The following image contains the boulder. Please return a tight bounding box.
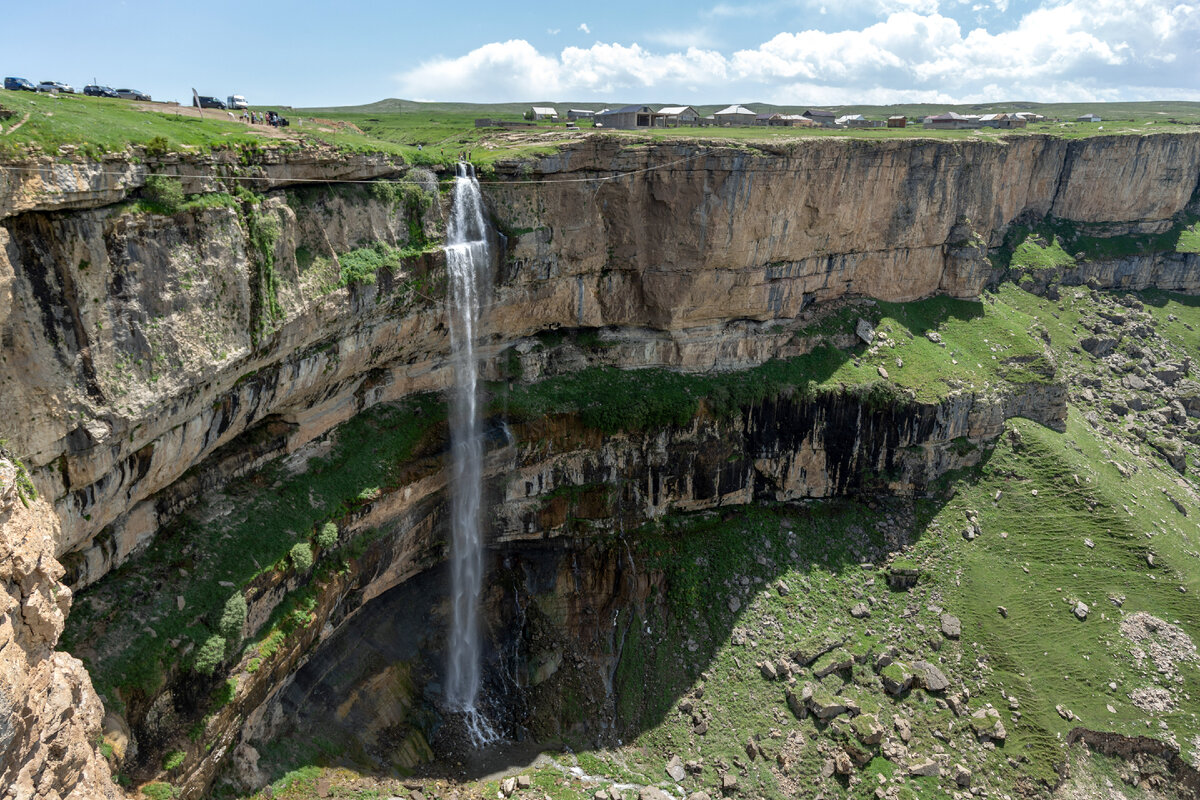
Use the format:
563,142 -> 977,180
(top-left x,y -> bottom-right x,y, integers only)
785,688 -> 808,720
880,662 -> 914,695
940,614 -> 961,639
808,691 -> 849,720
852,713 -> 884,746
970,707 -> 1007,742
911,660 -> 950,692
666,755 -> 686,782
856,318 -> 876,345
812,648 -> 854,678
850,602 -> 871,619
908,760 -> 941,777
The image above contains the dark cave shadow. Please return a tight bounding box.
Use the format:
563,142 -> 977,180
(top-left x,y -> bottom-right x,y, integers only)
242,447 -> 1001,791
1138,288 -> 1200,309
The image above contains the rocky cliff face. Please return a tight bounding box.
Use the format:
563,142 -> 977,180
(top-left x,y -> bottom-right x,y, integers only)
0,461 -> 116,799
0,133 -> 1197,799
2,134 -> 1197,584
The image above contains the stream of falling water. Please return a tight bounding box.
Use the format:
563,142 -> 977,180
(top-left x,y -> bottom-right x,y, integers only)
444,162 -> 497,746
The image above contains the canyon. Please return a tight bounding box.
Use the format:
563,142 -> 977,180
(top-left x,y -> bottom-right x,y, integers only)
1,131 -> 1199,799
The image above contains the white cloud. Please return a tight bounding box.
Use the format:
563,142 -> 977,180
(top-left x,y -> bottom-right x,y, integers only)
396,0 -> 1200,103
547,28 -> 560,35
578,22 -> 591,34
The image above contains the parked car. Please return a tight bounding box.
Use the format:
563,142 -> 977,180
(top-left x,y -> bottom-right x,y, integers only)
83,85 -> 120,98
37,80 -> 74,94
116,88 -> 150,101
3,77 -> 36,92
193,95 -> 226,109
226,94 -> 248,110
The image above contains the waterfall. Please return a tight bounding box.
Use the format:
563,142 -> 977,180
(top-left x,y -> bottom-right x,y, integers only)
444,162 -> 496,745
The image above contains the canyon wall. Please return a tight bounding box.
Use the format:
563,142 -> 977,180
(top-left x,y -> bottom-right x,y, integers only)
2,134 -> 1197,583
0,132 -> 1197,797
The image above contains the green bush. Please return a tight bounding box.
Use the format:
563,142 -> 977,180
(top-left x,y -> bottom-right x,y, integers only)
193,634 -> 226,676
142,175 -> 184,214
290,542 -> 314,571
141,781 -> 178,799
217,594 -> 247,639
144,136 -> 170,157
316,522 -> 338,549
162,750 -> 185,772
336,242 -> 399,288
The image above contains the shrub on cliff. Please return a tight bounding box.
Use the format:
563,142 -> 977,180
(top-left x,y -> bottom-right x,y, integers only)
290,542 -> 314,571
316,522 -> 338,549
193,634 -> 226,676
142,175 -> 184,214
217,594 -> 247,639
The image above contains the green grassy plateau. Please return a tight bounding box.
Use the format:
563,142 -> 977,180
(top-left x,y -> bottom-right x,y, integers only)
5,91 -> 1200,167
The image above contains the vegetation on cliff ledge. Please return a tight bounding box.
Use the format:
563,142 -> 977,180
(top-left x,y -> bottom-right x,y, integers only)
492,285 -> 1055,437
62,395 -> 444,706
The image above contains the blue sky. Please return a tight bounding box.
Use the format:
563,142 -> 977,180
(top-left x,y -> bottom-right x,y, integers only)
4,0 -> 1197,107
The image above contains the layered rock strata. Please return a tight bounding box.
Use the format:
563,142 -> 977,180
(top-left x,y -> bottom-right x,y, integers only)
0,133 -> 1197,798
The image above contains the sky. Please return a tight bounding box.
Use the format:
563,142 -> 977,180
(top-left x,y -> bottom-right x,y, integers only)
4,0 -> 1198,108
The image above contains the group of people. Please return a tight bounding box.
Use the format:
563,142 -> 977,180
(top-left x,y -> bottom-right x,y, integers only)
240,110 -> 289,127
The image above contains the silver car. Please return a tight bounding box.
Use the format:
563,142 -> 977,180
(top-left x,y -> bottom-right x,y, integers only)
37,80 -> 74,94
116,88 -> 151,101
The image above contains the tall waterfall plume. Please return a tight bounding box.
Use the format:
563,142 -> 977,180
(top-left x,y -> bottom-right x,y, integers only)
444,162 -> 496,745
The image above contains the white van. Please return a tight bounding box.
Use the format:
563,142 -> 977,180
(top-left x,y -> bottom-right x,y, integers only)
227,95 -> 248,110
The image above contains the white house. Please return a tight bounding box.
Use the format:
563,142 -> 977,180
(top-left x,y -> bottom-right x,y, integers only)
656,106 -> 700,126
530,106 -> 559,121
714,105 -> 756,126
1076,113 -> 1101,123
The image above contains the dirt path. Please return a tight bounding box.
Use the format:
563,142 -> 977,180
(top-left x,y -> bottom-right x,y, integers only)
130,101 -> 296,138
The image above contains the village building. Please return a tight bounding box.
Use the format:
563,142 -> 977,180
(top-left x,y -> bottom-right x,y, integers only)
777,114 -> 818,127
754,112 -> 778,126
566,109 -> 595,121
802,109 -> 837,127
836,114 -> 883,128
887,116 -> 907,128
595,105 -> 655,130
925,112 -> 976,130
714,105 -> 757,126
1076,113 -> 1101,123
656,106 -> 700,126
529,106 -> 559,121
978,113 -> 1028,129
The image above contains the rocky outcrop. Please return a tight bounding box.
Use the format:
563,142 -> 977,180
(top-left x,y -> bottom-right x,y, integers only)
0,461 -> 116,800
